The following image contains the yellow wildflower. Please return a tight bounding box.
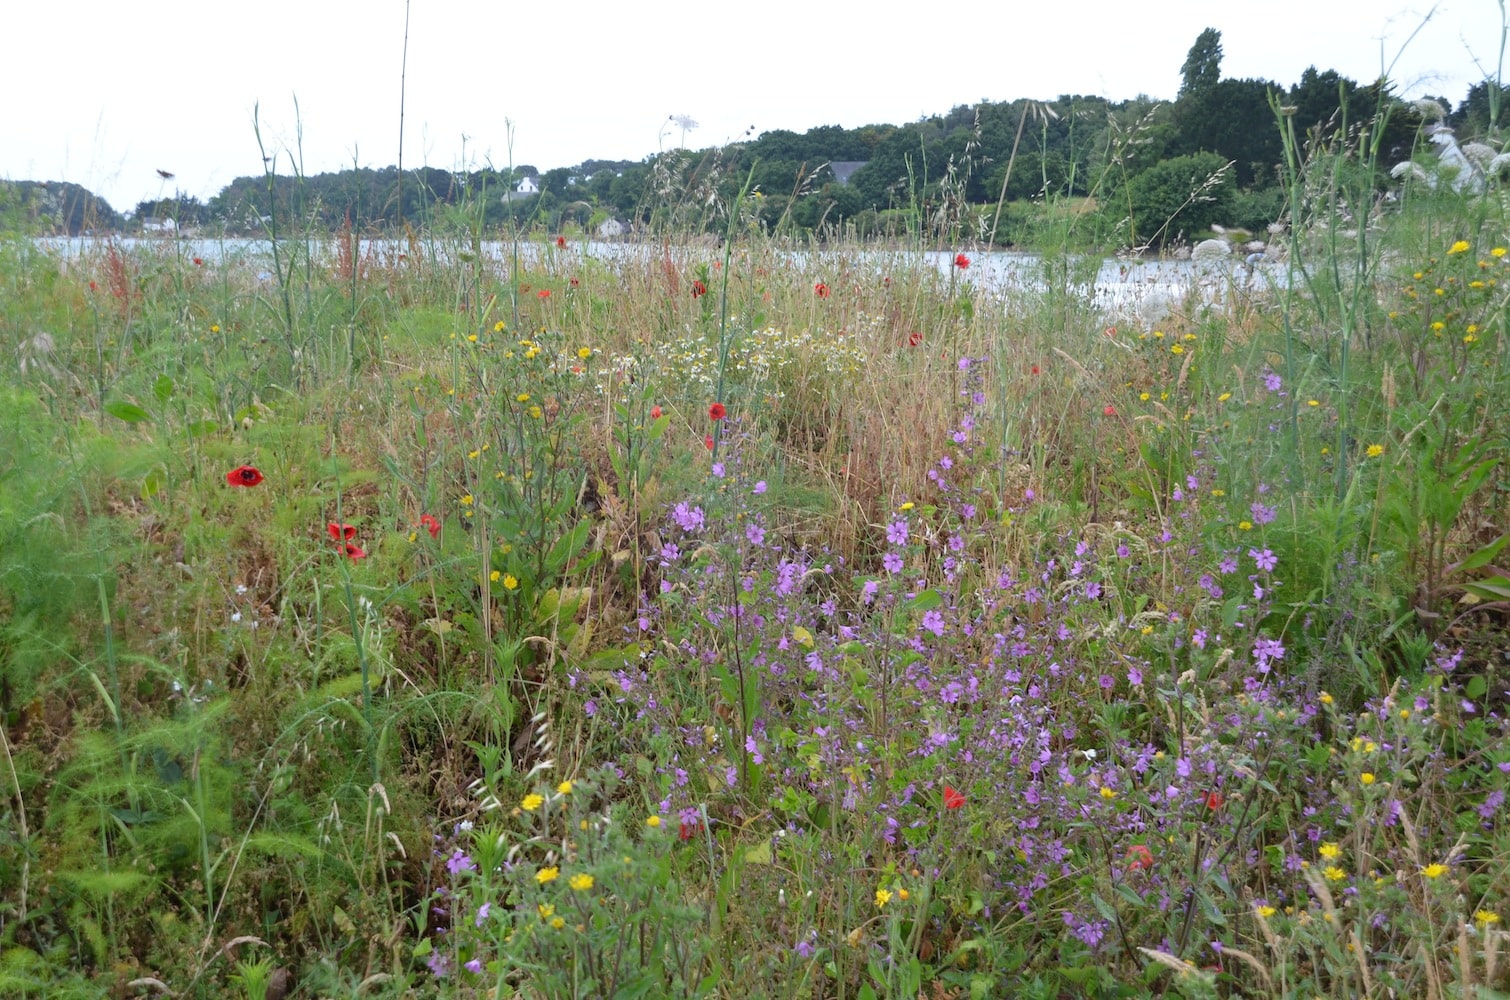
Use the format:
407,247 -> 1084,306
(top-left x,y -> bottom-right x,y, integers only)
875,888 -> 892,908
1323,866 -> 1346,881
490,570 -> 501,582
1218,392 -> 1232,402
1366,444 -> 1384,458
646,815 -> 661,828
1239,521 -> 1253,531
1493,247 -> 1507,258
504,574 -> 519,591
516,393 -> 531,403
557,780 -> 573,795
522,793 -> 544,811
1171,344 -> 1185,354
1360,772 -> 1376,785
1319,842 -> 1342,860
577,347 -> 592,359
1100,786 -> 1117,799
1257,905 -> 1277,918
569,873 -> 594,891
550,916 -> 565,929
536,866 -> 559,884
1476,910 -> 1501,927
1319,692 -> 1334,705
1449,240 -> 1472,254
1421,863 -> 1448,879
538,903 -> 555,919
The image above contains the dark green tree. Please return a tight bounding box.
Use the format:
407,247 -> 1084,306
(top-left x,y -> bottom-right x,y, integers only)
1180,28 -> 1223,99
1453,80 -> 1510,138
1288,67 -> 1364,139
1113,150 -> 1235,247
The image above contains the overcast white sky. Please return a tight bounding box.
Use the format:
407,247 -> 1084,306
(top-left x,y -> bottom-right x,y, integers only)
2,1 -> 1502,212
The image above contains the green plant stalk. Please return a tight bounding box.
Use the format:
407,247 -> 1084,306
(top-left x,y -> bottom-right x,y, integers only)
331,484 -> 379,785
1274,101 -> 1310,495
709,163 -> 758,457
252,105 -> 298,367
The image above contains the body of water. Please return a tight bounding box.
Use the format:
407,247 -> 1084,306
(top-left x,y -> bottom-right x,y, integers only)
35,236 -> 1279,322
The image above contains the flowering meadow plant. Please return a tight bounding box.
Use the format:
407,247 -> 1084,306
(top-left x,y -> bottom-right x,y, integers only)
5,198 -> 1507,999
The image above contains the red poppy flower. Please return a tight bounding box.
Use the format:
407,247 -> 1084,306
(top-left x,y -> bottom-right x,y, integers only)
1103,404 -> 1117,416
815,282 -> 830,298
556,235 -> 566,248
1031,365 -> 1041,375
678,819 -> 703,841
650,405 -> 662,419
943,785 -> 966,810
1126,844 -> 1153,871
1203,790 -> 1224,812
193,257 -> 204,266
705,435 -> 715,450
908,331 -> 923,347
691,279 -> 708,299
569,276 -> 579,288
328,522 -> 357,542
226,465 -> 264,487
954,253 -> 970,269
419,514 -> 441,538
89,280 -> 98,292
341,542 -> 366,560
537,289 -> 551,299
708,402 -> 726,421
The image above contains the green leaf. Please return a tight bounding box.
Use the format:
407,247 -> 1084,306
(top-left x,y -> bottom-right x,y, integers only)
105,400 -> 151,423
1457,533 -> 1510,573
744,842 -> 772,864
140,465 -> 165,499
647,413 -> 671,443
153,374 -> 175,403
1464,576 -> 1510,601
1467,675 -> 1488,700
906,589 -> 943,612
1222,595 -> 1243,631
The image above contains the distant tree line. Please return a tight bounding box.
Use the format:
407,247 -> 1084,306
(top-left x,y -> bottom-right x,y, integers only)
9,30 -> 1504,245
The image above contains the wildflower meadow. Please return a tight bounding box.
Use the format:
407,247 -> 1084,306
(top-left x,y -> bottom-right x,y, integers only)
1,117 -> 1509,1000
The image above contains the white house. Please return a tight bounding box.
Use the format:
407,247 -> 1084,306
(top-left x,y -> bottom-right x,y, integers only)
515,176 -> 539,194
